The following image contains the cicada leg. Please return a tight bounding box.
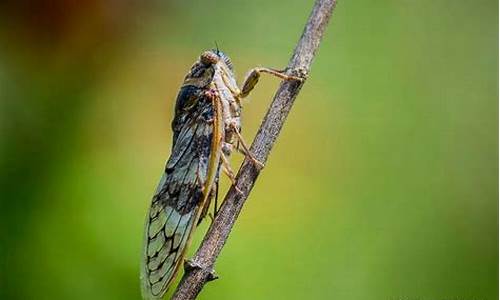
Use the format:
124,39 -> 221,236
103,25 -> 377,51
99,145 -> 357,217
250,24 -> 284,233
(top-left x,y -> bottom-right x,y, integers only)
240,67 -> 303,98
221,152 -> 243,195
231,67 -> 299,169
198,180 -> 217,226
228,123 -> 265,170
213,179 -> 219,217
208,179 -> 219,221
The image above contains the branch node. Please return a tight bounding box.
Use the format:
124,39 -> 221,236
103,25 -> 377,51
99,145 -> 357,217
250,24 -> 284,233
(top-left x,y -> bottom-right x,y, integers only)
184,259 -> 202,272
207,270 -> 219,282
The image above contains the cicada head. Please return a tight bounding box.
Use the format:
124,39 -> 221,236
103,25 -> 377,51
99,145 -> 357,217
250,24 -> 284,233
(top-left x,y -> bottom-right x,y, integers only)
183,49 -> 234,87
200,49 -> 233,71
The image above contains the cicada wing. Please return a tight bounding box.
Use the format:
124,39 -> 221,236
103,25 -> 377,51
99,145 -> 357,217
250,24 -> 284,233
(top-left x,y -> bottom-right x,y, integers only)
140,191 -> 199,299
141,103 -> 215,299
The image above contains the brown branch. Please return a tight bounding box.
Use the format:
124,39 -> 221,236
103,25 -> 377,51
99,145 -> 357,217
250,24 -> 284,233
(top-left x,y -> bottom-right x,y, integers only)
171,0 -> 337,299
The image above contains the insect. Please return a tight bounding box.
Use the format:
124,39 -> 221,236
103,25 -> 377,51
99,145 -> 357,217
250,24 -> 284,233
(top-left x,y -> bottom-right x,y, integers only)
140,49 -> 298,299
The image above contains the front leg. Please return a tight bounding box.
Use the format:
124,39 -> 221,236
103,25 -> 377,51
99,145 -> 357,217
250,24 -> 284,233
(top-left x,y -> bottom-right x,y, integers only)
240,67 -> 302,98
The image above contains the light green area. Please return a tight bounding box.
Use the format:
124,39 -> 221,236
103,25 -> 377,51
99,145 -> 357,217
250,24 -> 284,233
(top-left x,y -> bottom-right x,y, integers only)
0,0 -> 497,299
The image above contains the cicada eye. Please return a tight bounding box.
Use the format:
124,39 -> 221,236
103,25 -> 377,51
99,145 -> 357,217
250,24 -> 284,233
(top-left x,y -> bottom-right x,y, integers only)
214,50 -> 233,71
200,51 -> 219,65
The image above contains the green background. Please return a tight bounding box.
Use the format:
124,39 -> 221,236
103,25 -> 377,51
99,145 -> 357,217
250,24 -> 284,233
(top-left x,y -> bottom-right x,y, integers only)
1,0 -> 497,299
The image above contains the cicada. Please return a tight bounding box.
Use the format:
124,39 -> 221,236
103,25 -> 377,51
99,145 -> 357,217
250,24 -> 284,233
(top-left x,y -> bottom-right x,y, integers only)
140,49 -> 297,299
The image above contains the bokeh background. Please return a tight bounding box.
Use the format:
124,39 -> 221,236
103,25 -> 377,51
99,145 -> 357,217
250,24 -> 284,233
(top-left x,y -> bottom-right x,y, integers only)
0,0 -> 498,299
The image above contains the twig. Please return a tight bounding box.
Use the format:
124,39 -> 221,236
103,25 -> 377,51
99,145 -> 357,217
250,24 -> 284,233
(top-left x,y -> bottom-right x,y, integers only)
171,0 -> 337,299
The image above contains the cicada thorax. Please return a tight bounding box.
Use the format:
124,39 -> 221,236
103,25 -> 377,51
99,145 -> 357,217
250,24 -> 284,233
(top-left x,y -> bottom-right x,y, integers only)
212,61 -> 242,154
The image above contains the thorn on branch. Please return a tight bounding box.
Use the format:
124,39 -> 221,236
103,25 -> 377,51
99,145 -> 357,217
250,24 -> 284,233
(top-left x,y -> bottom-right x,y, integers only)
184,259 -> 218,282
207,270 -> 219,282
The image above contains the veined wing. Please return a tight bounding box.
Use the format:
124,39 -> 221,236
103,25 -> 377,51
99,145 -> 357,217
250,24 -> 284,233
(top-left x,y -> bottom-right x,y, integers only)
141,86 -> 220,299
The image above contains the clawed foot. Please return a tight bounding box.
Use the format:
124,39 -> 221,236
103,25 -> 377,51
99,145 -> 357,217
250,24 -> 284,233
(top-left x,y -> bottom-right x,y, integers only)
245,152 -> 265,170
275,68 -> 306,82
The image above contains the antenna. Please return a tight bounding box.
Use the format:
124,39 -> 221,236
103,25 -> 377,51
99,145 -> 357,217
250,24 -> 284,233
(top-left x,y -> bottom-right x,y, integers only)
215,41 -> 220,54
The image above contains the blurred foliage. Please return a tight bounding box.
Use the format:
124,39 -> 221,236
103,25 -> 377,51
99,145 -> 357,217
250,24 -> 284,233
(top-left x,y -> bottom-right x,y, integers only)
0,0 -> 497,299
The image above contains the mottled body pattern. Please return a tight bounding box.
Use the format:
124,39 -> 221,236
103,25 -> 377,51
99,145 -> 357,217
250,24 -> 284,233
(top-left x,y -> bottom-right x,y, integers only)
141,50 -> 241,299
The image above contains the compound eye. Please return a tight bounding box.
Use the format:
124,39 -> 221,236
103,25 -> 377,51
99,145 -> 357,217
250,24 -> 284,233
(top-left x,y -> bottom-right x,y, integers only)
200,51 -> 219,65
